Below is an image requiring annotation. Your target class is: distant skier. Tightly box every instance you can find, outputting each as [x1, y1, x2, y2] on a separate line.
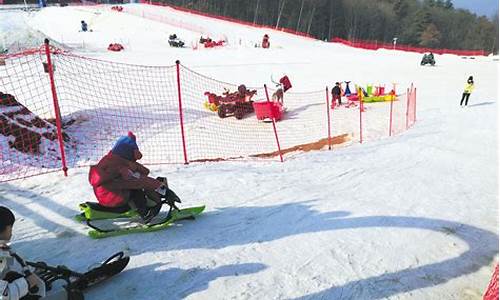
[80, 20, 88, 32]
[331, 82, 342, 108]
[0, 206, 83, 300]
[460, 76, 474, 106]
[88, 132, 169, 223]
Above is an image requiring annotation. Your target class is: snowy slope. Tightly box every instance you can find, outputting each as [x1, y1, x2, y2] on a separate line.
[1, 4, 498, 300]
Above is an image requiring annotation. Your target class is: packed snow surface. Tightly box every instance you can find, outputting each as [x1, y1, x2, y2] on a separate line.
[0, 4, 498, 300]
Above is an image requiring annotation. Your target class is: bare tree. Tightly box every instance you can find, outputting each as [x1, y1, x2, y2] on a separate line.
[276, 0, 286, 29]
[306, 2, 317, 34]
[328, 0, 334, 39]
[296, 0, 305, 32]
[253, 0, 260, 24]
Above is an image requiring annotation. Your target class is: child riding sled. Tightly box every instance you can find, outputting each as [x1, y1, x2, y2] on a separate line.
[89, 132, 179, 224]
[1, 206, 83, 300]
[1, 206, 129, 299]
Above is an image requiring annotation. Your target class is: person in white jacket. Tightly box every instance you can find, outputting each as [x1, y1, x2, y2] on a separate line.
[0, 206, 77, 300]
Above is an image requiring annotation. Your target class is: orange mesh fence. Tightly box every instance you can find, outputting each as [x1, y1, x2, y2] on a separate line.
[0, 47, 65, 180]
[0, 46, 417, 182]
[50, 52, 182, 167]
[406, 84, 417, 129]
[362, 93, 408, 142]
[277, 89, 332, 148]
[178, 65, 279, 161]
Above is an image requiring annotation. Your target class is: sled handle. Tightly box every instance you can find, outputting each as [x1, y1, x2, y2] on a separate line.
[102, 252, 126, 266]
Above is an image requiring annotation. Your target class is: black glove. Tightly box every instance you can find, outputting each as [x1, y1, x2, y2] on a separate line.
[165, 189, 181, 204]
[3, 271, 23, 282]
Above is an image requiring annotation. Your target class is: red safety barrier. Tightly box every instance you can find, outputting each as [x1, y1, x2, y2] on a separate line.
[483, 264, 499, 300]
[331, 37, 487, 56]
[406, 84, 417, 129]
[0, 46, 415, 182]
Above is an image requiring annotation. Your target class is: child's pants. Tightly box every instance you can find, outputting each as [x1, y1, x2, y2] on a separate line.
[460, 93, 470, 106]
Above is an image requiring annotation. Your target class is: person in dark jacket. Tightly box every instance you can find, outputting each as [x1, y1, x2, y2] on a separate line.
[80, 20, 88, 32]
[88, 132, 168, 223]
[331, 82, 342, 108]
[262, 34, 270, 49]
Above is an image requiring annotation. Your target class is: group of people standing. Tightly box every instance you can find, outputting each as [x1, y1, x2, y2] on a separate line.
[330, 75, 475, 109]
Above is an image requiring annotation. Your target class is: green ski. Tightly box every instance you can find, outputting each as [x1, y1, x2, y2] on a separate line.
[87, 206, 205, 239]
[75, 201, 205, 239]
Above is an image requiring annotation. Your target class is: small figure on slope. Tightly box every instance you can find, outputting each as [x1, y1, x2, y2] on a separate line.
[262, 34, 270, 49]
[331, 82, 342, 108]
[460, 76, 474, 107]
[80, 20, 88, 32]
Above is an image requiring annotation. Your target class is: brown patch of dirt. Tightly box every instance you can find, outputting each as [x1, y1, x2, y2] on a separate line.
[190, 157, 242, 163]
[190, 134, 351, 162]
[250, 134, 351, 158]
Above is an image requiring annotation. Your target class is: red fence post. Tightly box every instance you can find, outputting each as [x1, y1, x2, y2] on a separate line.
[406, 86, 410, 130]
[326, 87, 332, 150]
[413, 87, 417, 123]
[389, 94, 394, 137]
[483, 264, 499, 300]
[264, 85, 283, 162]
[359, 88, 363, 143]
[175, 60, 189, 164]
[44, 39, 68, 176]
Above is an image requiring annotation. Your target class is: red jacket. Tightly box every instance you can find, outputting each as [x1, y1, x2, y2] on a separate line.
[89, 152, 162, 207]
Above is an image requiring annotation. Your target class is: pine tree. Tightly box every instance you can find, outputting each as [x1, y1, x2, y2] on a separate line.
[420, 23, 441, 47]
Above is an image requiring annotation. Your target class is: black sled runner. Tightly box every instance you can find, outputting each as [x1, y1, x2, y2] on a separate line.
[24, 252, 129, 299]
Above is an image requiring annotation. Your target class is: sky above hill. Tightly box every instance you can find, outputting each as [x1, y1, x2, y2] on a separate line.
[452, 0, 499, 17]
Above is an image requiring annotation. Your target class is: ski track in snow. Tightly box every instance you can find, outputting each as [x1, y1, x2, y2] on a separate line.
[0, 4, 498, 300]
